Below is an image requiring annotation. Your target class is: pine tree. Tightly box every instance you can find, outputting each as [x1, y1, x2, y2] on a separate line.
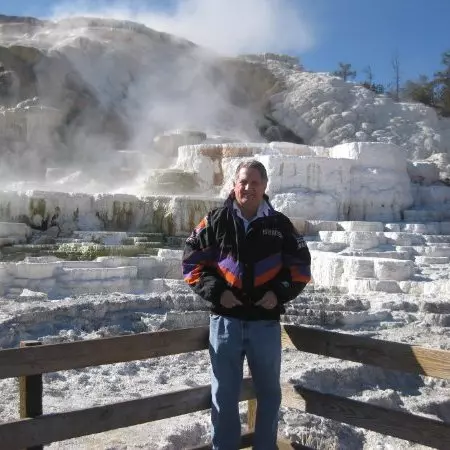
[391, 53, 401, 101]
[403, 75, 435, 107]
[363, 65, 374, 85]
[434, 50, 450, 117]
[332, 62, 357, 81]
[360, 65, 385, 94]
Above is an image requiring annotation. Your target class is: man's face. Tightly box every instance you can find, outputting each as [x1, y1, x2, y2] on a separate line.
[233, 167, 267, 210]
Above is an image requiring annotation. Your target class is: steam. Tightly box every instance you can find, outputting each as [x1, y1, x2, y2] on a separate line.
[0, 0, 316, 194]
[50, 0, 315, 55]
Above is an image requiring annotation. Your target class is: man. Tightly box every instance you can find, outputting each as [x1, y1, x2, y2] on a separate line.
[182, 160, 311, 449]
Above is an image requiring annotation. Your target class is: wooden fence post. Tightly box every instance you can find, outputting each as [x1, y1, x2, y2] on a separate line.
[245, 367, 257, 450]
[19, 340, 43, 450]
[247, 367, 257, 432]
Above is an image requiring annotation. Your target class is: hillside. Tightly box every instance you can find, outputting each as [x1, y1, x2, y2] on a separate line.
[1, 15, 450, 188]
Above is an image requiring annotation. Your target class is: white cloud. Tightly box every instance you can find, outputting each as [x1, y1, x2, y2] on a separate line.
[49, 0, 316, 55]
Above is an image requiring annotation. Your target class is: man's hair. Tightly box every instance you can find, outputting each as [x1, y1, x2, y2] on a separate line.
[234, 160, 268, 183]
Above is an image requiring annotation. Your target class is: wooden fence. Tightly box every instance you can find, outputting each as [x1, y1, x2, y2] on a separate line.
[0, 325, 450, 449]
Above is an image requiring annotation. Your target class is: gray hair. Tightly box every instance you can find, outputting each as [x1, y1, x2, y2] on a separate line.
[234, 160, 268, 183]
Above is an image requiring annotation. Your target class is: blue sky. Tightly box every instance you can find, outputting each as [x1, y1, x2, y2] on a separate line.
[304, 0, 450, 87]
[0, 0, 448, 87]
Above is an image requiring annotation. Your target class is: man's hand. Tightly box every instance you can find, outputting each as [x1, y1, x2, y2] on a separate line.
[255, 291, 278, 309]
[220, 290, 243, 308]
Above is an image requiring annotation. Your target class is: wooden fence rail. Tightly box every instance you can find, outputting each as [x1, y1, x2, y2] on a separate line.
[282, 384, 450, 449]
[0, 380, 255, 449]
[0, 325, 449, 449]
[0, 327, 209, 379]
[282, 325, 450, 379]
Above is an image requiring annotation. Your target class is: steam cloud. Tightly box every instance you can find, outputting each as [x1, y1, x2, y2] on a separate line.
[0, 0, 316, 193]
[50, 0, 315, 55]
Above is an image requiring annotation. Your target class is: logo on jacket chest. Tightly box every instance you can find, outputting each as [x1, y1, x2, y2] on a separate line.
[261, 229, 283, 239]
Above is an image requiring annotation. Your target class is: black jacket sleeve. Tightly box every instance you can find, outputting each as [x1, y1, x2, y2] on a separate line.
[269, 219, 311, 303]
[182, 213, 228, 306]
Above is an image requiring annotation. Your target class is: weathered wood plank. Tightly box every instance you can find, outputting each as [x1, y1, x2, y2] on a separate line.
[247, 367, 257, 434]
[247, 397, 257, 430]
[276, 439, 295, 449]
[0, 327, 209, 379]
[19, 341, 43, 419]
[19, 341, 43, 450]
[282, 325, 450, 380]
[281, 384, 450, 450]
[0, 379, 254, 449]
[4, 325, 450, 380]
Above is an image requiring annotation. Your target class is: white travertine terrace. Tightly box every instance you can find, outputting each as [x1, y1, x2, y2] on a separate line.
[1, 133, 450, 303]
[1, 217, 450, 299]
[1, 131, 450, 300]
[177, 141, 415, 221]
[0, 191, 223, 236]
[0, 139, 431, 235]
[0, 222, 31, 246]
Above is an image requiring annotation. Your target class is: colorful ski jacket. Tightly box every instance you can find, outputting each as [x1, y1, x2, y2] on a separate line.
[182, 194, 311, 321]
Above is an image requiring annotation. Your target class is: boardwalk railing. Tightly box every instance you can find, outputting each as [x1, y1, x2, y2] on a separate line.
[0, 325, 449, 449]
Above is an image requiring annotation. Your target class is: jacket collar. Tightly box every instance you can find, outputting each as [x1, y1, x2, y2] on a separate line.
[225, 192, 276, 217]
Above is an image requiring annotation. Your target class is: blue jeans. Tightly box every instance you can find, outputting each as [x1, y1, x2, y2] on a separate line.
[209, 315, 281, 450]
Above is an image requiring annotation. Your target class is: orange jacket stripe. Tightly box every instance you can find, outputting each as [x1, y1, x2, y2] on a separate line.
[254, 265, 282, 287]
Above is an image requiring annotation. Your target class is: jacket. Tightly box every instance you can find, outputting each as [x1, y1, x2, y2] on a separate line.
[182, 194, 311, 320]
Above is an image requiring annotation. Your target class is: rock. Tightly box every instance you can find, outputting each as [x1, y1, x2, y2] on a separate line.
[0, 65, 19, 104]
[373, 259, 415, 281]
[361, 390, 404, 410]
[348, 279, 402, 294]
[259, 116, 305, 144]
[153, 130, 207, 162]
[0, 45, 42, 100]
[144, 169, 200, 194]
[33, 235, 56, 245]
[272, 191, 339, 221]
[45, 225, 60, 238]
[319, 231, 380, 250]
[15, 260, 60, 279]
[407, 160, 440, 185]
[338, 221, 384, 232]
[0, 222, 31, 239]
[426, 153, 450, 184]
[18, 288, 48, 301]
